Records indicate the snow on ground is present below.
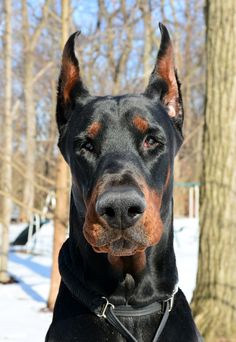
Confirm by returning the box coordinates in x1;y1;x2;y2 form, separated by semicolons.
174;218;199;301
1;223;53;342
0;218;199;342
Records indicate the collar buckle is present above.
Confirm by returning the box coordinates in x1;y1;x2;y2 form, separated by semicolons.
160;289;177;314
96;297;115;319
165;293;175;312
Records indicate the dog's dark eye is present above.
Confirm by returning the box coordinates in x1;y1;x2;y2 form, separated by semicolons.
143;135;159;149
81;140;94;152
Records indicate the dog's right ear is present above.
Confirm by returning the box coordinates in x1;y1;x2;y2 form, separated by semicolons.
56;31;89;133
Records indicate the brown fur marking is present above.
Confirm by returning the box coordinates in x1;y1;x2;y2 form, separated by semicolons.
62;60;80;103
88;122;101;138
141;184;163;246
83;182;105;248
132;116;149;133
156;45;179;117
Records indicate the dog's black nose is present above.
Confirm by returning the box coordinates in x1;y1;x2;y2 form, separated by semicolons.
96;187;146;229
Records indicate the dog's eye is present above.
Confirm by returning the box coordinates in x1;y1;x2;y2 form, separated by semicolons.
80;140;94;152
143;135;159;149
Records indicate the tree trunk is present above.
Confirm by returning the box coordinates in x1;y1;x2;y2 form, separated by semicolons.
139;1;153;86
21;0;49;221
23;59;35;220
191;1;236;341
0;0;12;283
47;0;70;311
21;0;35;221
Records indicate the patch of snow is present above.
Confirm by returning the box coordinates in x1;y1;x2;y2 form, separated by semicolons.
174;218;199;301
1;224;53;342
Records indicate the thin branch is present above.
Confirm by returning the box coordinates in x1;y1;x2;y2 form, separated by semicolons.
30;0;50;50
32;61;53;84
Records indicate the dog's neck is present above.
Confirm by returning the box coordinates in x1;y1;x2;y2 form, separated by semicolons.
61;194;178;307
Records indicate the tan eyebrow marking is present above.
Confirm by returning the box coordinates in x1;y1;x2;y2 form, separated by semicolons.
87;122;102;138
132;115;149;133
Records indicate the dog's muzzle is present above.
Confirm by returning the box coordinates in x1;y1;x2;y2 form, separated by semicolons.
83;179;163;258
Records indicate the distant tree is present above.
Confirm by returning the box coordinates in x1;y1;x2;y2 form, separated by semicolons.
0;0;12;283
139;1;153;86
21;0;49;220
191;1;236;341
47;0;70;311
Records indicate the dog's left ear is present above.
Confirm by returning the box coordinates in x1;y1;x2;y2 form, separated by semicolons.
145;23;183;130
56;31;89;133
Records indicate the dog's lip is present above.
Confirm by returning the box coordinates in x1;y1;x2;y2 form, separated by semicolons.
111;238;134;250
109;250;135;257
108;238;145;256
91;237;146;256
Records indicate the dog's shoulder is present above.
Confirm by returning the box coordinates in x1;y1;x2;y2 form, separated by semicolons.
46;282;121;342
160;289;203;342
45;314;120;342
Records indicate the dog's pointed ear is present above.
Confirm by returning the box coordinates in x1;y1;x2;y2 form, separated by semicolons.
56;31;89;132
145;23;183;129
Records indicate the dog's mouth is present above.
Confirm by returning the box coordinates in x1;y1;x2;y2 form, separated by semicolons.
110;238;141;256
92;238;147;257
91;236;147;257
84;225;149;273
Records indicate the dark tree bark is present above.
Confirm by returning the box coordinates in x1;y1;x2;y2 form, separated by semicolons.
191;1;236;341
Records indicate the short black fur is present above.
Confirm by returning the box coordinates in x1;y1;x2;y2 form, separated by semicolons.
46;23;202;342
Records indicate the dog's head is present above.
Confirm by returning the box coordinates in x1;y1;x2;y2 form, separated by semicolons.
56;24;183;262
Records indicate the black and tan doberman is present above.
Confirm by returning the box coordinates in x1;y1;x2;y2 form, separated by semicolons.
46;23;202;342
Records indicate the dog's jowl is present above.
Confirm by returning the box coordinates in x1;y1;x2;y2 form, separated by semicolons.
46;24;202;342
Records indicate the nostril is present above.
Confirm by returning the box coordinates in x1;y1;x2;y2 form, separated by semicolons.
128;205;144;218
104;207;116;218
